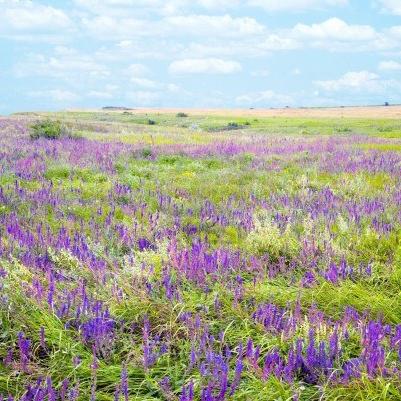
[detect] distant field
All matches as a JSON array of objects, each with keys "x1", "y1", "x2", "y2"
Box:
[
  {"x1": 13, "y1": 106, "x2": 401, "y2": 140},
  {"x1": 66, "y1": 104, "x2": 401, "y2": 118},
  {"x1": 1, "y1": 110, "x2": 401, "y2": 400}
]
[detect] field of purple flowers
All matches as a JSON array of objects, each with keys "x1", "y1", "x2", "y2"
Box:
[{"x1": 1, "y1": 113, "x2": 401, "y2": 400}]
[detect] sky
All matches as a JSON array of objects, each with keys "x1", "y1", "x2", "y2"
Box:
[{"x1": 1, "y1": 0, "x2": 401, "y2": 114}]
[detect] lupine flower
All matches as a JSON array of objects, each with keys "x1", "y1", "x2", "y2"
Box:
[
  {"x1": 120, "y1": 366, "x2": 129, "y2": 401},
  {"x1": 17, "y1": 332, "x2": 31, "y2": 373}
]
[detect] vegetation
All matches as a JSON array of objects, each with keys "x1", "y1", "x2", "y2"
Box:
[
  {"x1": 30, "y1": 119, "x2": 65, "y2": 139},
  {"x1": 1, "y1": 111, "x2": 401, "y2": 400},
  {"x1": 30, "y1": 119, "x2": 81, "y2": 140}
]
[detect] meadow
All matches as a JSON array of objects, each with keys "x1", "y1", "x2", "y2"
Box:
[{"x1": 1, "y1": 108, "x2": 401, "y2": 400}]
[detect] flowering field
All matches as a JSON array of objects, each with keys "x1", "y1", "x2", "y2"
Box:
[{"x1": 1, "y1": 111, "x2": 401, "y2": 400}]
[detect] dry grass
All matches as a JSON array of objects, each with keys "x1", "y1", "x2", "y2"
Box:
[{"x1": 65, "y1": 105, "x2": 401, "y2": 119}]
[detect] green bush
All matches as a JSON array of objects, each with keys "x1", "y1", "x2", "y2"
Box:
[
  {"x1": 176, "y1": 112, "x2": 188, "y2": 118},
  {"x1": 141, "y1": 147, "x2": 153, "y2": 158},
  {"x1": 30, "y1": 119, "x2": 72, "y2": 140},
  {"x1": 147, "y1": 119, "x2": 156, "y2": 125}
]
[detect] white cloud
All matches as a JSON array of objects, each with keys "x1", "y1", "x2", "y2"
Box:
[
  {"x1": 1, "y1": 1, "x2": 72, "y2": 31},
  {"x1": 315, "y1": 71, "x2": 384, "y2": 93},
  {"x1": 88, "y1": 85, "x2": 119, "y2": 99},
  {"x1": 130, "y1": 77, "x2": 158, "y2": 88},
  {"x1": 261, "y1": 34, "x2": 300, "y2": 50},
  {"x1": 165, "y1": 14, "x2": 265, "y2": 37},
  {"x1": 73, "y1": 0, "x2": 347, "y2": 14},
  {"x1": 0, "y1": 0, "x2": 73, "y2": 42},
  {"x1": 88, "y1": 90, "x2": 114, "y2": 99},
  {"x1": 167, "y1": 83, "x2": 181, "y2": 92},
  {"x1": 293, "y1": 18, "x2": 376, "y2": 42},
  {"x1": 5, "y1": 0, "x2": 401, "y2": 112},
  {"x1": 126, "y1": 64, "x2": 149, "y2": 76},
  {"x1": 181, "y1": 34, "x2": 298, "y2": 59},
  {"x1": 247, "y1": 0, "x2": 348, "y2": 12},
  {"x1": 388, "y1": 25, "x2": 401, "y2": 39},
  {"x1": 197, "y1": 0, "x2": 241, "y2": 9},
  {"x1": 80, "y1": 16, "x2": 156, "y2": 39},
  {"x1": 117, "y1": 40, "x2": 133, "y2": 48},
  {"x1": 288, "y1": 18, "x2": 394, "y2": 51},
  {"x1": 80, "y1": 13, "x2": 265, "y2": 41},
  {"x1": 126, "y1": 91, "x2": 161, "y2": 106},
  {"x1": 169, "y1": 58, "x2": 242, "y2": 74},
  {"x1": 378, "y1": 0, "x2": 401, "y2": 15},
  {"x1": 379, "y1": 60, "x2": 401, "y2": 71},
  {"x1": 236, "y1": 90, "x2": 294, "y2": 106},
  {"x1": 28, "y1": 89, "x2": 80, "y2": 103},
  {"x1": 180, "y1": 42, "x2": 261, "y2": 58},
  {"x1": 73, "y1": 0, "x2": 164, "y2": 15},
  {"x1": 15, "y1": 48, "x2": 110, "y2": 80}
]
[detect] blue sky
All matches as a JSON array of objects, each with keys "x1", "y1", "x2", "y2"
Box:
[{"x1": 1, "y1": 0, "x2": 401, "y2": 114}]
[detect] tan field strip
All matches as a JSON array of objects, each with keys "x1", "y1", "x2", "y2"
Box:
[{"x1": 66, "y1": 105, "x2": 401, "y2": 119}]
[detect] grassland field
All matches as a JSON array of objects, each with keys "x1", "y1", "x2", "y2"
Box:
[{"x1": 1, "y1": 107, "x2": 401, "y2": 400}]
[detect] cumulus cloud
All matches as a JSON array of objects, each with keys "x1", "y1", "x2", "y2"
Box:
[
  {"x1": 80, "y1": 13, "x2": 265, "y2": 41},
  {"x1": 15, "y1": 48, "x2": 110, "y2": 80},
  {"x1": 289, "y1": 18, "x2": 395, "y2": 51},
  {"x1": 314, "y1": 71, "x2": 385, "y2": 93},
  {"x1": 88, "y1": 85, "x2": 119, "y2": 99},
  {"x1": 126, "y1": 64, "x2": 149, "y2": 76},
  {"x1": 388, "y1": 25, "x2": 401, "y2": 39},
  {"x1": 247, "y1": 0, "x2": 348, "y2": 12},
  {"x1": 73, "y1": 0, "x2": 347, "y2": 15},
  {"x1": 73, "y1": 0, "x2": 164, "y2": 15},
  {"x1": 197, "y1": 0, "x2": 241, "y2": 9},
  {"x1": 130, "y1": 77, "x2": 158, "y2": 88},
  {"x1": 169, "y1": 58, "x2": 242, "y2": 74},
  {"x1": 87, "y1": 90, "x2": 115, "y2": 99},
  {"x1": 165, "y1": 14, "x2": 265, "y2": 37},
  {"x1": 73, "y1": 0, "x2": 238, "y2": 17},
  {"x1": 4, "y1": 0, "x2": 401, "y2": 111},
  {"x1": 80, "y1": 16, "x2": 156, "y2": 39},
  {"x1": 236, "y1": 90, "x2": 294, "y2": 106},
  {"x1": 377, "y1": 0, "x2": 401, "y2": 15},
  {"x1": 261, "y1": 34, "x2": 300, "y2": 50},
  {"x1": 379, "y1": 60, "x2": 401, "y2": 71},
  {"x1": 28, "y1": 89, "x2": 80, "y2": 103},
  {"x1": 293, "y1": 18, "x2": 376, "y2": 42},
  {"x1": 0, "y1": 1, "x2": 72, "y2": 31},
  {"x1": 0, "y1": 0, "x2": 73, "y2": 42},
  {"x1": 126, "y1": 91, "x2": 161, "y2": 106}
]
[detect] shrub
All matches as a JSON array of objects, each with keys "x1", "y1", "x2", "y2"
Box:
[
  {"x1": 147, "y1": 119, "x2": 156, "y2": 125},
  {"x1": 141, "y1": 148, "x2": 153, "y2": 158},
  {"x1": 30, "y1": 119, "x2": 73, "y2": 140},
  {"x1": 176, "y1": 112, "x2": 188, "y2": 118},
  {"x1": 336, "y1": 127, "x2": 352, "y2": 133}
]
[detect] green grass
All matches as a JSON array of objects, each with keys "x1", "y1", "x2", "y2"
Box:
[{"x1": 3, "y1": 111, "x2": 401, "y2": 400}]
